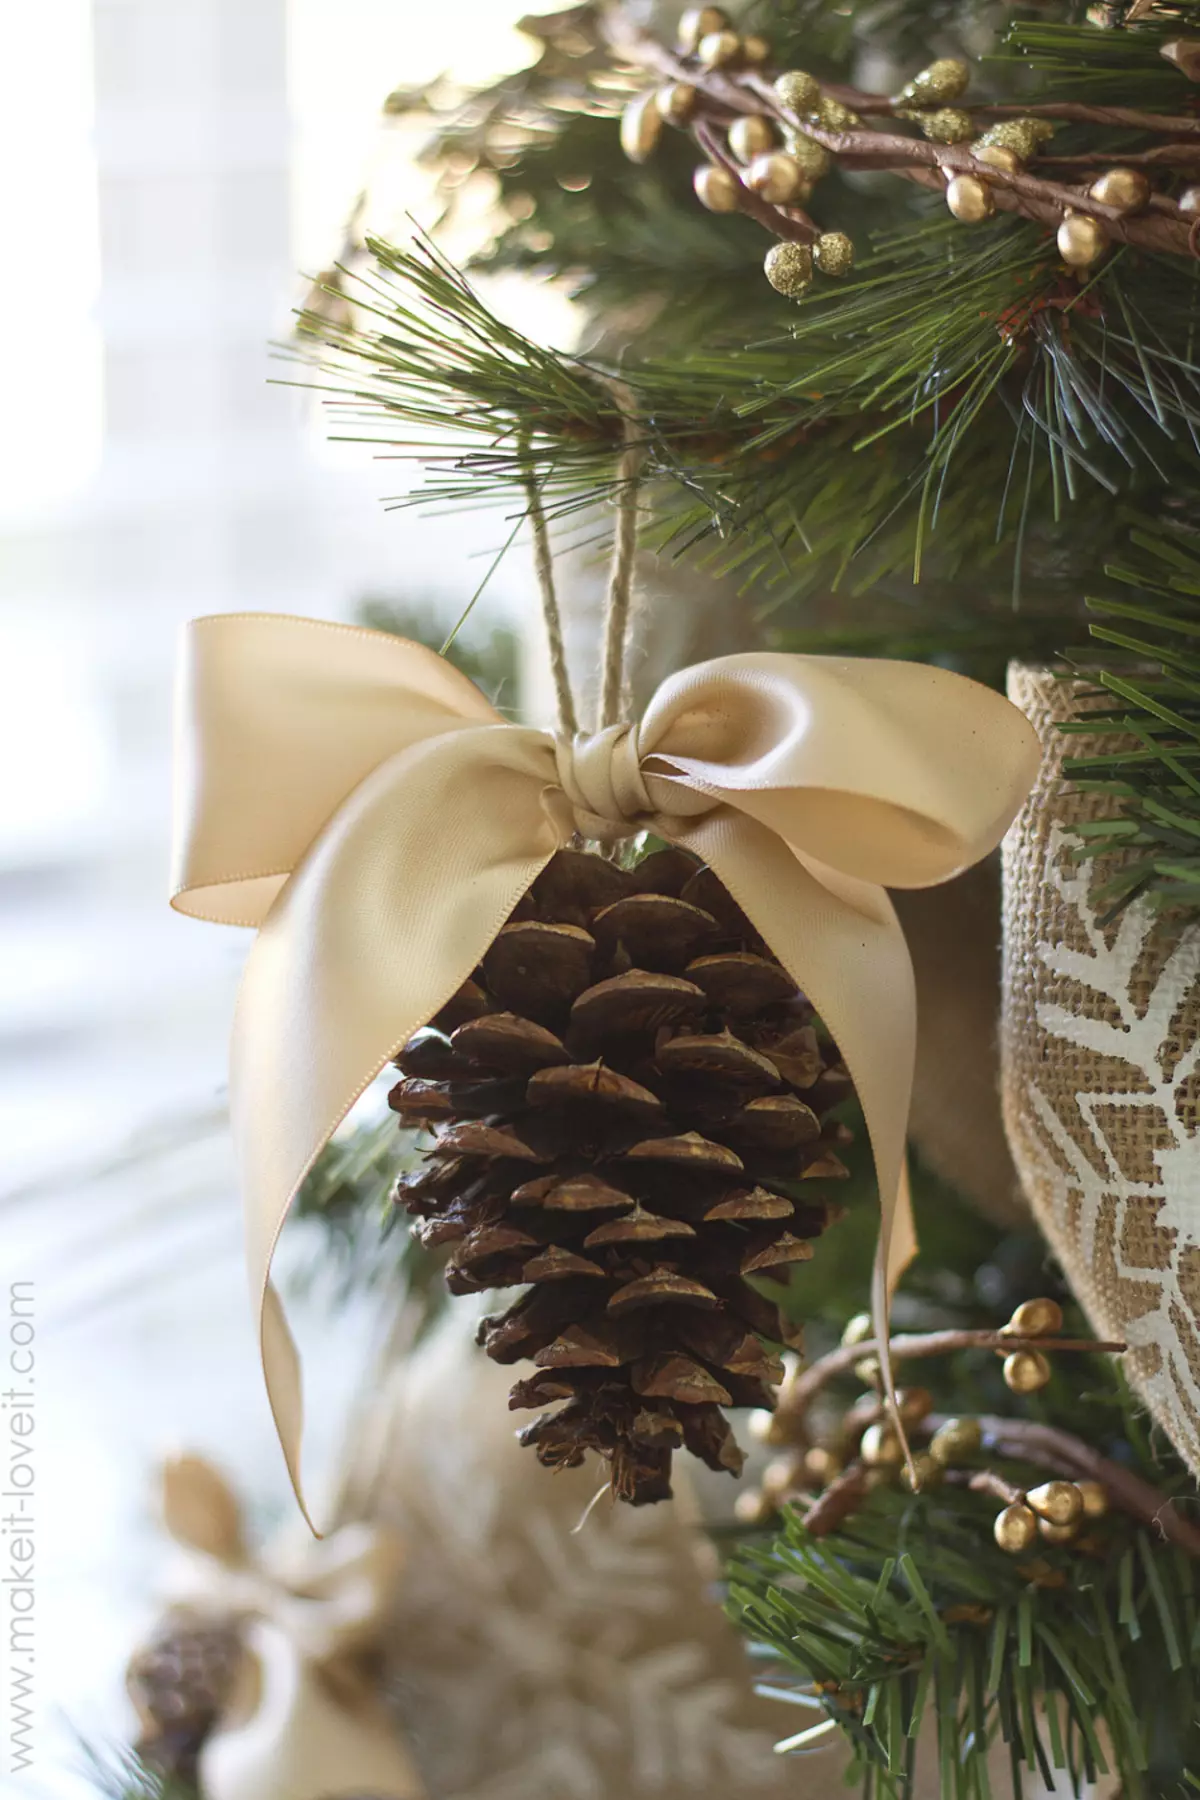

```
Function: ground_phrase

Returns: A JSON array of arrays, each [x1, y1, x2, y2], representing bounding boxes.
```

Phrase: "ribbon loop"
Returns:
[[171, 614, 1042, 1523], [554, 722, 659, 840]]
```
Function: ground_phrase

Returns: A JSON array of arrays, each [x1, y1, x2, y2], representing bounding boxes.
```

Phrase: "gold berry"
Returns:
[[1058, 212, 1108, 269], [734, 1487, 773, 1526], [1026, 1480, 1084, 1527], [860, 1423, 904, 1468], [1077, 1479, 1110, 1520], [693, 164, 742, 213], [841, 1312, 873, 1348], [928, 1417, 983, 1467], [946, 173, 995, 223], [994, 1503, 1039, 1554], [975, 117, 1055, 161], [895, 1385, 933, 1424], [698, 28, 742, 69], [815, 95, 860, 130], [1179, 184, 1200, 216], [728, 114, 777, 161], [1003, 1348, 1052, 1393], [1038, 1515, 1081, 1547], [782, 130, 832, 180], [1005, 1297, 1064, 1338], [747, 1406, 788, 1447], [678, 6, 729, 53], [656, 83, 698, 126], [975, 144, 1022, 175], [764, 240, 814, 297], [915, 107, 974, 144], [762, 1456, 797, 1505], [1089, 166, 1151, 215], [898, 57, 971, 107], [620, 92, 664, 165], [741, 34, 772, 66], [746, 151, 808, 204], [900, 1451, 942, 1493], [854, 1355, 882, 1386], [773, 69, 822, 117], [803, 1446, 843, 1487]]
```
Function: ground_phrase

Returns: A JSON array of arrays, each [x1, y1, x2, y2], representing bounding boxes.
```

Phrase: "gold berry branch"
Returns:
[[607, 3, 1200, 296]]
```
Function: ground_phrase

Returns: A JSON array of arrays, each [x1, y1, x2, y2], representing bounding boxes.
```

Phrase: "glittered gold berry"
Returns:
[[897, 57, 971, 107], [1026, 1481, 1084, 1527], [698, 28, 742, 69], [975, 117, 1055, 162], [815, 94, 860, 130], [913, 107, 974, 144], [1058, 211, 1108, 268], [782, 129, 832, 179], [946, 173, 995, 222], [814, 230, 854, 276], [746, 150, 808, 204], [677, 6, 729, 53], [694, 164, 741, 212], [1003, 1348, 1052, 1393], [773, 69, 822, 117], [994, 1503, 1039, 1554], [728, 114, 776, 160], [620, 91, 664, 165], [1005, 1297, 1064, 1338], [929, 1417, 983, 1467], [656, 82, 698, 125], [1089, 166, 1151, 214], [764, 240, 814, 297]]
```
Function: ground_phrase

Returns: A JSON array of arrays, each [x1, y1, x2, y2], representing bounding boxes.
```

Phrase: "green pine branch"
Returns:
[[731, 1481, 1200, 1799]]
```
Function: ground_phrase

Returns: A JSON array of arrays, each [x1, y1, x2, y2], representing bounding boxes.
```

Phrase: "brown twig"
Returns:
[[693, 117, 817, 243], [602, 9, 1200, 258], [778, 1329, 1127, 1420], [802, 1460, 868, 1536]]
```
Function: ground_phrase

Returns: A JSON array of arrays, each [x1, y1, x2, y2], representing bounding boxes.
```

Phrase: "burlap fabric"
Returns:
[[1001, 665, 1200, 1473]]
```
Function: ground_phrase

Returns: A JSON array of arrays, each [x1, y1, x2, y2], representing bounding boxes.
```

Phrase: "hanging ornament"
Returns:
[[1057, 210, 1108, 268], [1089, 166, 1152, 214], [773, 70, 822, 118], [620, 92, 663, 165], [693, 164, 741, 212], [678, 6, 729, 53], [946, 173, 995, 222], [656, 83, 698, 126], [763, 240, 814, 296], [746, 151, 809, 204], [697, 28, 742, 69], [728, 114, 776, 160], [814, 231, 855, 277], [896, 57, 971, 108]]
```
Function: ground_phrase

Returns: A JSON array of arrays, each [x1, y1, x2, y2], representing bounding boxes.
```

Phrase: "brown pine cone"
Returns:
[[392, 846, 851, 1504], [127, 1608, 243, 1784]]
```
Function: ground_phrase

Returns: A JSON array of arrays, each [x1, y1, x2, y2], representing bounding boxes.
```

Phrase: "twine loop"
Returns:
[[554, 722, 655, 841]]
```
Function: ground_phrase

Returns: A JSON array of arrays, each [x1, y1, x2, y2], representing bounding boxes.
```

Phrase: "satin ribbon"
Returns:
[[151, 1453, 422, 1800], [171, 614, 1041, 1518]]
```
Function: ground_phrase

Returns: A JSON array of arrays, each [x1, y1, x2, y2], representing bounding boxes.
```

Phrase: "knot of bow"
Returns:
[[137, 1452, 422, 1800], [171, 614, 1041, 1523]]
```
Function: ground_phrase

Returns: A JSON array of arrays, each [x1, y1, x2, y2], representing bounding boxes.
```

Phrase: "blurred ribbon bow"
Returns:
[[171, 613, 1041, 1518], [139, 1452, 421, 1800]]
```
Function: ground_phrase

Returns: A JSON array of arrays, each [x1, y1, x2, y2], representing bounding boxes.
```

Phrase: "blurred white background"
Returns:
[[0, 3, 572, 1791]]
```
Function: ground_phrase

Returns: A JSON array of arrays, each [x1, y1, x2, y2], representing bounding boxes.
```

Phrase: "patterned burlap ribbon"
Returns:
[[1002, 665, 1200, 1473]]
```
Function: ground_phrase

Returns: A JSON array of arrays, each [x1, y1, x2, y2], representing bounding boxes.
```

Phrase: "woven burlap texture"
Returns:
[[1001, 665, 1200, 1473]]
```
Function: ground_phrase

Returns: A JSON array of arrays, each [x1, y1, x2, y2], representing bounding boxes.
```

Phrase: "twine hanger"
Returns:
[[522, 376, 646, 741]]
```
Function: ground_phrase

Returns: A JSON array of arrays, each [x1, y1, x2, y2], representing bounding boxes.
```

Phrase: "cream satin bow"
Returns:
[[171, 613, 1041, 1517], [152, 1453, 423, 1800]]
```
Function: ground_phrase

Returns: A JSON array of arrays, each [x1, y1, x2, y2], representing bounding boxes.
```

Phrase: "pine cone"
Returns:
[[126, 1608, 244, 1784], [392, 846, 851, 1504]]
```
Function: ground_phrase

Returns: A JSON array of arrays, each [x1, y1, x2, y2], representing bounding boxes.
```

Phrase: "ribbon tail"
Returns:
[[680, 811, 919, 1456], [231, 727, 564, 1526]]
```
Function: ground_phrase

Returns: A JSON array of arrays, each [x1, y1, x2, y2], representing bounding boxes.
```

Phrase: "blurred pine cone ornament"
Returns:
[[392, 845, 851, 1504], [126, 1607, 244, 1784]]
